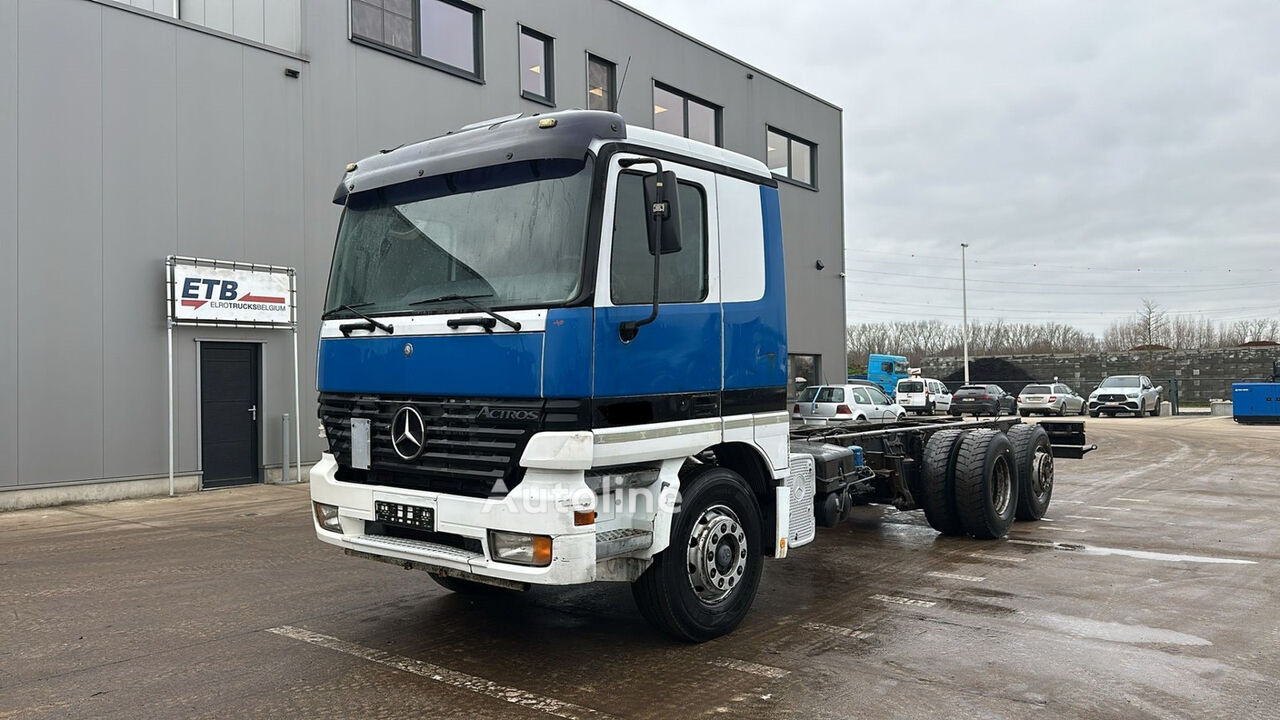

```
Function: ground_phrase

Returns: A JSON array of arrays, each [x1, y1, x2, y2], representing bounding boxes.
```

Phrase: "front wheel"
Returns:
[[1149, 397, 1160, 417], [631, 468, 764, 642]]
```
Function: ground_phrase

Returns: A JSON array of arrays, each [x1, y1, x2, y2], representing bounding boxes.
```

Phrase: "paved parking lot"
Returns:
[[2, 415, 1278, 719]]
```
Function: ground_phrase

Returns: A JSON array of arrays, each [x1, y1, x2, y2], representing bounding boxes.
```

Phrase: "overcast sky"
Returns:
[[624, 0, 1280, 335]]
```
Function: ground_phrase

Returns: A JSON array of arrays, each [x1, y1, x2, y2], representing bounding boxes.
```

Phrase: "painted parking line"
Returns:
[[968, 552, 1025, 563], [1112, 497, 1150, 503], [266, 626, 618, 720], [870, 593, 937, 608], [1055, 500, 1084, 504], [1041, 526, 1087, 533], [926, 571, 986, 582], [802, 621, 873, 639], [1092, 506, 1133, 512], [709, 657, 791, 679], [1064, 515, 1108, 521]]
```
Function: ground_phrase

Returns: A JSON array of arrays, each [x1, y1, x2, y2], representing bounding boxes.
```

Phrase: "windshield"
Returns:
[[959, 385, 987, 393], [1100, 376, 1140, 388], [325, 157, 594, 317], [1023, 385, 1051, 394], [898, 381, 924, 393]]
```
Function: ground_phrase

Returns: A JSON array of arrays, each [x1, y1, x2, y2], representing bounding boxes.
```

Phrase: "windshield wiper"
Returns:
[[321, 301, 374, 319], [323, 303, 394, 337], [409, 293, 521, 332]]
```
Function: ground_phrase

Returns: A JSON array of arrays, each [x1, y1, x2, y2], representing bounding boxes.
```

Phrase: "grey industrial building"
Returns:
[[0, 0, 845, 507]]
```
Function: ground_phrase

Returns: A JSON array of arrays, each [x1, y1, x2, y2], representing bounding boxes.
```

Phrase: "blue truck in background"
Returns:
[[309, 111, 1090, 641]]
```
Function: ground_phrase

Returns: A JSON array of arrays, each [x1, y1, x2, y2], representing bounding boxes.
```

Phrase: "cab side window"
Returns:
[[610, 173, 708, 305]]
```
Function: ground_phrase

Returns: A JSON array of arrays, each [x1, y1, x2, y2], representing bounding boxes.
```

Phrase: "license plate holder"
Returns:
[[375, 500, 435, 531]]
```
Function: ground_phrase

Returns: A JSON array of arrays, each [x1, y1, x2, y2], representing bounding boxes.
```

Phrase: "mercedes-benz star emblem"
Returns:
[[403, 342, 414, 357], [390, 406, 426, 460]]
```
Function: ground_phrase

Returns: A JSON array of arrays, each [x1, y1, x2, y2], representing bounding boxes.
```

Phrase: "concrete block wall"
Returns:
[[926, 347, 1279, 405]]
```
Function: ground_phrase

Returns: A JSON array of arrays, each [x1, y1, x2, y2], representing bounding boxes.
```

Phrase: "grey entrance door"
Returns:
[[200, 343, 260, 488]]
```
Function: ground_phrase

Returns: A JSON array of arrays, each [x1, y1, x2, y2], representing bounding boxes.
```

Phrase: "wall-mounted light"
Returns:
[[814, 259, 825, 271]]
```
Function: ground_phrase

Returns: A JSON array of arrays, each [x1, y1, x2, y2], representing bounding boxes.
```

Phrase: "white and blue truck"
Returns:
[[309, 110, 1092, 641]]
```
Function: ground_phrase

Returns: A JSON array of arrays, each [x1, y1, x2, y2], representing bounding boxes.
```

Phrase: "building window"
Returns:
[[351, 0, 483, 82], [351, 0, 415, 55], [586, 54, 616, 111], [610, 174, 708, 306], [519, 26, 554, 105], [652, 83, 721, 146], [766, 127, 816, 188], [788, 354, 821, 403]]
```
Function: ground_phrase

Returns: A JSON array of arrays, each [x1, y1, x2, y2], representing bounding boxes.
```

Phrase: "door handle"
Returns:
[[248, 405, 257, 421]]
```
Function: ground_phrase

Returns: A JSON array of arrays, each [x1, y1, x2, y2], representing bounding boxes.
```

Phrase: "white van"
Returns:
[[895, 377, 952, 415]]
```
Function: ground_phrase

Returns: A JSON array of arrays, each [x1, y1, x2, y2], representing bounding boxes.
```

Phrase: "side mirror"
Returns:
[[643, 170, 682, 255]]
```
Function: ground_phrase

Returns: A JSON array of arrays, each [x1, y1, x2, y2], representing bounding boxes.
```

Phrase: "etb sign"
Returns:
[[167, 257, 295, 327]]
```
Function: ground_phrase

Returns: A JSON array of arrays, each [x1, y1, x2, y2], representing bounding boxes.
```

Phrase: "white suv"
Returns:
[[895, 377, 952, 415]]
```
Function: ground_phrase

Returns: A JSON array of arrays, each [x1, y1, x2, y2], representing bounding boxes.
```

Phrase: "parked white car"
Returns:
[[1088, 375, 1162, 417], [793, 384, 907, 425], [895, 377, 953, 415], [1018, 382, 1086, 416]]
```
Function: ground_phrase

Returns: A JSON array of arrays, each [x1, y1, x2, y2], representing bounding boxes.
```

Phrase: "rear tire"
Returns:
[[920, 429, 968, 536], [631, 468, 763, 642], [953, 430, 1018, 539], [1007, 424, 1054, 521]]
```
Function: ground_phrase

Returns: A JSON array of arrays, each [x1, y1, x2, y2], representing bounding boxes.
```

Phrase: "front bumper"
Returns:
[[309, 454, 598, 585], [1089, 399, 1140, 412]]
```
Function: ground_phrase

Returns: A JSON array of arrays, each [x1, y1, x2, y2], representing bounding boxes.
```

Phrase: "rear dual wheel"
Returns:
[[920, 429, 1019, 539]]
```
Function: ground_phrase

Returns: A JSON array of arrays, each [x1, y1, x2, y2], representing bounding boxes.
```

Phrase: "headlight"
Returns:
[[313, 502, 342, 533], [1126, 392, 1139, 398], [488, 530, 552, 567]]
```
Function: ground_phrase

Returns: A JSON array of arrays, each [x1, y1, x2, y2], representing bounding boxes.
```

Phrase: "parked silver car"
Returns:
[[793, 384, 907, 426], [1018, 382, 1086, 416], [1088, 375, 1162, 417]]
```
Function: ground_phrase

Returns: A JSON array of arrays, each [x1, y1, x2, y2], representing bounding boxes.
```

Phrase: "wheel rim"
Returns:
[[991, 455, 1012, 517], [686, 504, 748, 605], [1030, 449, 1054, 502]]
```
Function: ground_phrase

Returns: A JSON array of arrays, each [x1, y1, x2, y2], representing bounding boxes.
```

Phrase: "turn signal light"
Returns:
[[574, 510, 596, 526]]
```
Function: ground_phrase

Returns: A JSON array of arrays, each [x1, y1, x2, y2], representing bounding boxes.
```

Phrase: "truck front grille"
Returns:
[[319, 393, 586, 498]]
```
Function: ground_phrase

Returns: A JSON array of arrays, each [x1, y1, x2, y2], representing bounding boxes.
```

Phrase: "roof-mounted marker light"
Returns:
[[538, 118, 558, 128]]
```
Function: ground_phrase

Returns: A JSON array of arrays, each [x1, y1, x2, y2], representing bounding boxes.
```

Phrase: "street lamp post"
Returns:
[[961, 243, 970, 384]]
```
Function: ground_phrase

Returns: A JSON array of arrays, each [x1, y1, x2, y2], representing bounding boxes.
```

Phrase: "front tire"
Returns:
[[631, 468, 763, 642], [953, 429, 1019, 539]]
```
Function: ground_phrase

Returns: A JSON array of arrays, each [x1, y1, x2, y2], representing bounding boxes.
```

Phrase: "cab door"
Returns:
[[591, 154, 722, 425]]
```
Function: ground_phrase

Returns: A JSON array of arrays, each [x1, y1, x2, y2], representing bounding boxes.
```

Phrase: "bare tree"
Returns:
[[1137, 298, 1169, 348]]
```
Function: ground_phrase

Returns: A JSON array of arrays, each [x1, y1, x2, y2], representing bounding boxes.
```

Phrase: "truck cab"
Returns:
[[310, 111, 797, 640]]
